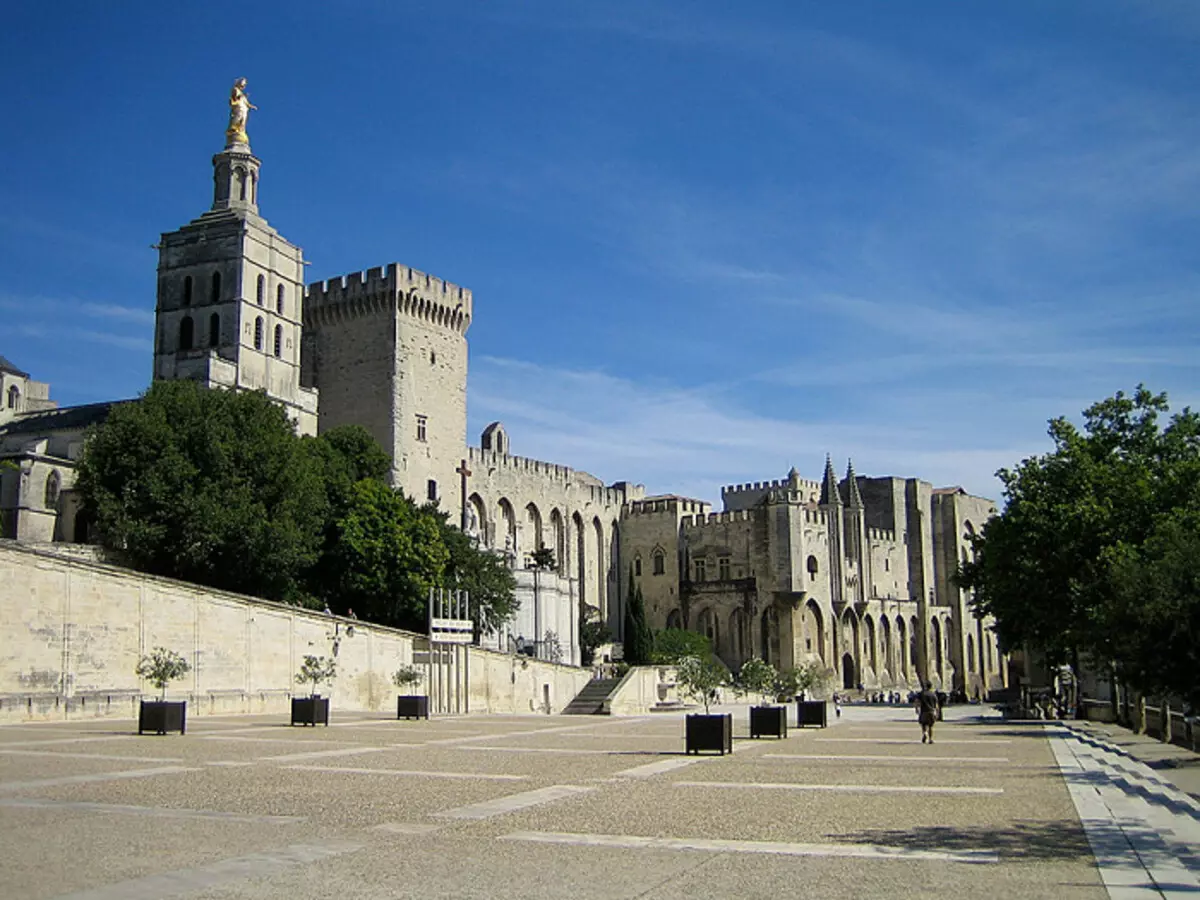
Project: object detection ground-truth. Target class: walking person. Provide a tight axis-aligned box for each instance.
[916,681,940,744]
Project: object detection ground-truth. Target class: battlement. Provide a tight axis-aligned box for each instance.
[680,510,754,528]
[467,447,635,509]
[803,508,829,526]
[722,474,822,512]
[304,262,473,334]
[868,526,897,543]
[626,496,711,518]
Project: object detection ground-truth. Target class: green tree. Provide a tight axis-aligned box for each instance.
[623,570,654,664]
[320,481,448,631]
[959,386,1200,700]
[579,612,613,666]
[650,628,711,664]
[76,381,328,603]
[1106,511,1200,708]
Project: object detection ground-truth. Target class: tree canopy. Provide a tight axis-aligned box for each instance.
[76,381,329,602]
[77,381,518,637]
[959,386,1200,705]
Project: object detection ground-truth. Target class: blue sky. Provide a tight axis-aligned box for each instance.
[2,1,1197,503]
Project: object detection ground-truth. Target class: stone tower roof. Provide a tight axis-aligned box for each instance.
[0,355,29,378]
[845,459,865,508]
[819,454,842,506]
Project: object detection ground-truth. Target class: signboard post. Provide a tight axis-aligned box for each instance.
[428,587,472,714]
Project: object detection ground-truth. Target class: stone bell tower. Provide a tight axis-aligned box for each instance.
[151,79,318,435]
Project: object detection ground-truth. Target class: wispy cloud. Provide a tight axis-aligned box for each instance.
[467,356,1036,503]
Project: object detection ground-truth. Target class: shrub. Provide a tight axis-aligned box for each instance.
[135,648,191,700]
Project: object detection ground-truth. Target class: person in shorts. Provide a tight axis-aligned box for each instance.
[916,681,940,744]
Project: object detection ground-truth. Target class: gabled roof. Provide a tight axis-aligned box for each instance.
[0,400,129,437]
[0,355,30,378]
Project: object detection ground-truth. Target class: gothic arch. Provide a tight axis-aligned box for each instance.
[802,600,825,663]
[467,493,489,545]
[696,607,720,653]
[761,606,780,666]
[524,502,543,557]
[880,615,893,676]
[572,511,586,609]
[497,498,517,555]
[44,470,61,509]
[863,613,877,673]
[666,608,682,630]
[549,508,566,574]
[592,517,607,622]
[931,616,944,679]
[897,616,908,678]
[729,608,746,664]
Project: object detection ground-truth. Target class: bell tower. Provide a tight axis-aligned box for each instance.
[152,79,318,435]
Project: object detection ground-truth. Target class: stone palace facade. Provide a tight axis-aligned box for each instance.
[0,101,1005,693]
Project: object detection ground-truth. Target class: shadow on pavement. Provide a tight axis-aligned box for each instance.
[840,820,1091,861]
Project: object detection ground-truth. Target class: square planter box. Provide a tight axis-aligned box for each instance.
[796,699,828,728]
[397,695,429,720]
[138,700,186,735]
[686,713,733,755]
[749,704,788,739]
[291,696,330,727]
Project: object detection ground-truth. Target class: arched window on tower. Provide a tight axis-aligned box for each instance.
[652,549,665,576]
[807,555,819,579]
[276,284,285,315]
[235,167,247,200]
[273,324,282,358]
[210,271,221,304]
[253,316,263,351]
[179,316,194,351]
[182,275,192,307]
[208,313,220,347]
[7,385,20,410]
[256,275,265,306]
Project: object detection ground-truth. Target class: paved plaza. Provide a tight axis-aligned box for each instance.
[0,704,1196,899]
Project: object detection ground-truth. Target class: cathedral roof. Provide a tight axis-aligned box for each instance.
[0,355,30,378]
[0,400,126,437]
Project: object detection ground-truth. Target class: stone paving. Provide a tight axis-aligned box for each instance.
[0,702,1194,899]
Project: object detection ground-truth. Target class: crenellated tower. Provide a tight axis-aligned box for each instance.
[152,82,317,434]
[303,264,472,516]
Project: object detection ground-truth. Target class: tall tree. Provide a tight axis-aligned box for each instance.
[76,381,328,603]
[623,569,654,664]
[319,481,448,630]
[959,386,1200,700]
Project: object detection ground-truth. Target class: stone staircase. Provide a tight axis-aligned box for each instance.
[562,678,621,715]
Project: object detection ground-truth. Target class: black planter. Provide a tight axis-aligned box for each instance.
[796,699,828,728]
[750,704,788,739]
[686,713,733,755]
[396,695,430,720]
[291,696,330,727]
[138,700,187,735]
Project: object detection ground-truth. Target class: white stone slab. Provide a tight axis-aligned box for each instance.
[434,784,595,820]
[676,780,1004,795]
[498,830,998,865]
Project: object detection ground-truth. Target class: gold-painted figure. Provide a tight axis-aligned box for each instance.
[225,78,257,146]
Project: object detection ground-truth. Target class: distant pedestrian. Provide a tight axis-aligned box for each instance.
[347,608,358,620]
[916,681,940,744]
[834,693,842,718]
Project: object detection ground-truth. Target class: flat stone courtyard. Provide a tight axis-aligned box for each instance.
[1,703,1196,899]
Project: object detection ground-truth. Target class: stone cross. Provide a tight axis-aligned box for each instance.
[456,458,472,531]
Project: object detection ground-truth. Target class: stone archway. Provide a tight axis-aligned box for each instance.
[842,653,856,690]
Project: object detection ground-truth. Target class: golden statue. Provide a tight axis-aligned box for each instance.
[225,78,257,146]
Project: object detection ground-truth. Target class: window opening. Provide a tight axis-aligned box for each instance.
[273,324,283,358]
[416,415,428,442]
[253,316,263,351]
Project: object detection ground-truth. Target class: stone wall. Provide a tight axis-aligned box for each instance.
[0,541,592,723]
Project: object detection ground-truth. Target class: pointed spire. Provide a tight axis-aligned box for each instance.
[845,459,864,508]
[787,465,801,488]
[819,454,842,506]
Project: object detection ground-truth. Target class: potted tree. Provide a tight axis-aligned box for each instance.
[738,657,787,739]
[677,654,733,755]
[136,648,191,735]
[292,655,335,726]
[394,664,429,720]
[793,661,832,728]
